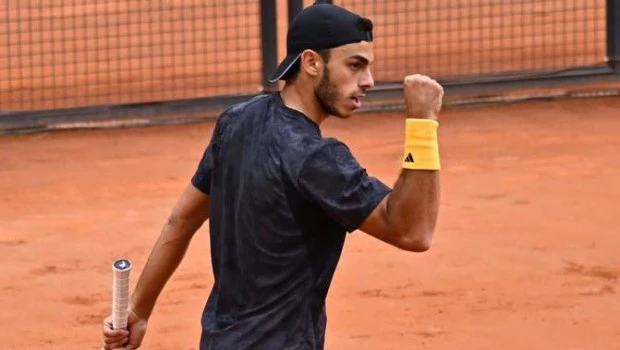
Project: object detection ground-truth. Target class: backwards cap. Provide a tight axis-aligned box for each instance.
[268,3,373,82]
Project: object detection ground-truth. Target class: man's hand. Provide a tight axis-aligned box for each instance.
[403,74,444,120]
[102,309,147,350]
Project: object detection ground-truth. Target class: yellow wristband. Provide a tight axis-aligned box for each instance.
[403,119,440,170]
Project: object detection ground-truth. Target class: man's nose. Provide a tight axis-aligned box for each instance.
[360,69,374,89]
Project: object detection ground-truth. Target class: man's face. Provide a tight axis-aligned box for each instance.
[314,41,375,118]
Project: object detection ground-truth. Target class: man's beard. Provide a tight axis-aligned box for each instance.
[314,67,345,118]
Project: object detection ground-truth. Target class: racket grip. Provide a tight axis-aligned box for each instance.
[112,259,132,330]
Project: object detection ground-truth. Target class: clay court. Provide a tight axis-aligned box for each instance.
[1,1,620,349]
[1,95,619,349]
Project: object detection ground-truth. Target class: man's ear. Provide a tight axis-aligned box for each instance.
[300,50,321,77]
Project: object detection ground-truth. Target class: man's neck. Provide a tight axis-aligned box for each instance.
[279,83,328,126]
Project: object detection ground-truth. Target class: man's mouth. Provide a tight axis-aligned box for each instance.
[351,95,365,109]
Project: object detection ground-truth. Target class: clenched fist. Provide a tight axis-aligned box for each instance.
[403,74,444,121]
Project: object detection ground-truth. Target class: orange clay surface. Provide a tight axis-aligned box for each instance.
[1,96,619,349]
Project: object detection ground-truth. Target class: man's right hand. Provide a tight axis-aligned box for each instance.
[403,74,444,121]
[102,309,147,350]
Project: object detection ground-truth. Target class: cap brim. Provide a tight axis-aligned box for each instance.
[268,53,302,83]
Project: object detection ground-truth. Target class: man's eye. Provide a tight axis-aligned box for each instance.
[350,63,361,70]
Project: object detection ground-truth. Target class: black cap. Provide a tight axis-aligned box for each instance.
[268,3,373,83]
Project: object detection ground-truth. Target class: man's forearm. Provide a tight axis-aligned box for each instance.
[129,220,198,320]
[386,169,440,251]
[128,185,211,319]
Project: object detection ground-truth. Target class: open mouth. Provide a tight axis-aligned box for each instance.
[351,96,363,109]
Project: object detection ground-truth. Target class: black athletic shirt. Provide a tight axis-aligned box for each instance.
[191,93,391,349]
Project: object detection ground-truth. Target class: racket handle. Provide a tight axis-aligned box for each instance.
[112,259,132,330]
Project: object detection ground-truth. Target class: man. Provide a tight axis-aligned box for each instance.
[102,2,443,349]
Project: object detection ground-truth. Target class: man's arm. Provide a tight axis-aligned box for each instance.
[359,170,438,252]
[130,183,210,319]
[359,74,443,252]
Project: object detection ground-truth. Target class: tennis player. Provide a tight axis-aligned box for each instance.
[102,3,442,349]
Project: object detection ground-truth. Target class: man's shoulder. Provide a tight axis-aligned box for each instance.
[282,136,353,181]
[222,93,273,118]
[211,94,274,135]
[301,138,354,166]
[299,137,350,154]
